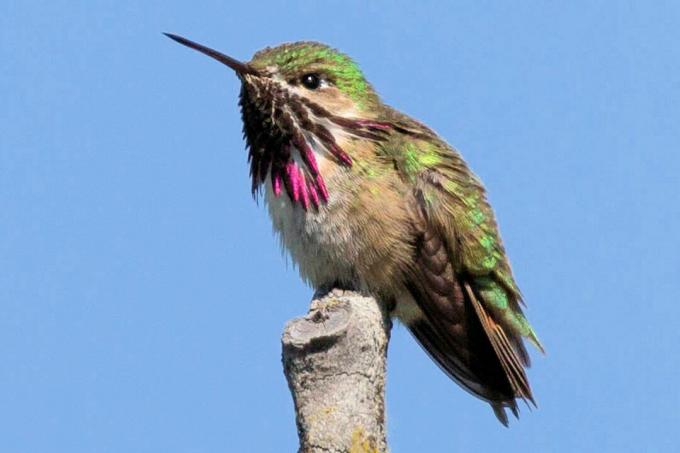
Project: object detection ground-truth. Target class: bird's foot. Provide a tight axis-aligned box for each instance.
[313,282,357,301]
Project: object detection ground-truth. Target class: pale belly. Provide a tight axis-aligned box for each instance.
[263,172,361,289]
[262,172,425,323]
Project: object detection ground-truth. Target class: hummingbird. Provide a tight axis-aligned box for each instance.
[165,33,544,425]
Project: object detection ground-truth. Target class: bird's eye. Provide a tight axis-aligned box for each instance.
[300,73,321,90]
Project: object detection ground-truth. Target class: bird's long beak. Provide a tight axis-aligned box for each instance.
[164,33,258,76]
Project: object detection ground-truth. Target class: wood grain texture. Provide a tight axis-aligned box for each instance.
[282,290,391,453]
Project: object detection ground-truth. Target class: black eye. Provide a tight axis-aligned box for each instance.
[301,73,321,90]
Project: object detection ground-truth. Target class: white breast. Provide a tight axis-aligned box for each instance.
[263,140,362,289]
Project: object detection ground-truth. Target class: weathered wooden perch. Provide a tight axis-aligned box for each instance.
[282,290,392,453]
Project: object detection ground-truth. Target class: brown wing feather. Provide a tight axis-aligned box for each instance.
[405,210,523,417]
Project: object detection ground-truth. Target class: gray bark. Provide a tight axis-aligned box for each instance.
[282,290,392,453]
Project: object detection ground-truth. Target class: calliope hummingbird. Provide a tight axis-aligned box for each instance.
[165,33,543,425]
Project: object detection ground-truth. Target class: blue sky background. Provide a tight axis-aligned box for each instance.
[2,1,680,452]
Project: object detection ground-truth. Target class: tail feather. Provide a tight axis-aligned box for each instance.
[492,404,509,427]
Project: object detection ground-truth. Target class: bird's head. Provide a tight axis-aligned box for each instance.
[165,34,392,208]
